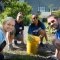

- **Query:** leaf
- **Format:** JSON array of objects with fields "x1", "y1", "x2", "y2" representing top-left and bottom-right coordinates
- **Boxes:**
[{"x1": 28, "y1": 34, "x2": 34, "y2": 41}]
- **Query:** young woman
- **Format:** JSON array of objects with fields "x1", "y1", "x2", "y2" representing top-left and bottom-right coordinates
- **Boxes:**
[
  {"x1": 8, "y1": 12, "x2": 24, "y2": 50},
  {"x1": 28, "y1": 14, "x2": 48, "y2": 47},
  {"x1": 0, "y1": 17, "x2": 15, "y2": 60}
]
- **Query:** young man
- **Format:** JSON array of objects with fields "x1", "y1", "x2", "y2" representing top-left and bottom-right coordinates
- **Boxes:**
[
  {"x1": 8, "y1": 12, "x2": 24, "y2": 49},
  {"x1": 47, "y1": 14, "x2": 60, "y2": 60},
  {"x1": 28, "y1": 14, "x2": 48, "y2": 47}
]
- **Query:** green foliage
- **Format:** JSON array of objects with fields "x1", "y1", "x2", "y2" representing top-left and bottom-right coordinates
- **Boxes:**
[
  {"x1": 24, "y1": 14, "x2": 32, "y2": 26},
  {"x1": 28, "y1": 34, "x2": 34, "y2": 41},
  {"x1": 0, "y1": 0, "x2": 32, "y2": 25},
  {"x1": 52, "y1": 10, "x2": 60, "y2": 18},
  {"x1": 44, "y1": 22, "x2": 55, "y2": 34}
]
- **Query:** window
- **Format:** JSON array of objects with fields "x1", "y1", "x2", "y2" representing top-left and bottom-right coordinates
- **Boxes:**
[
  {"x1": 40, "y1": 7, "x2": 45, "y2": 12},
  {"x1": 52, "y1": 7, "x2": 57, "y2": 11}
]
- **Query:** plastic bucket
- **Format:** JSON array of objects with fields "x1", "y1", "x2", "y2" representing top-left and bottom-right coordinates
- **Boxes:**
[{"x1": 27, "y1": 35, "x2": 40, "y2": 54}]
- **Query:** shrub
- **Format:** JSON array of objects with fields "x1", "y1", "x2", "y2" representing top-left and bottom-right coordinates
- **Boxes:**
[{"x1": 0, "y1": 0, "x2": 32, "y2": 26}]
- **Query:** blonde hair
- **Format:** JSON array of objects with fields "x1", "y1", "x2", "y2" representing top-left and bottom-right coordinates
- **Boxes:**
[{"x1": 2, "y1": 17, "x2": 15, "y2": 25}]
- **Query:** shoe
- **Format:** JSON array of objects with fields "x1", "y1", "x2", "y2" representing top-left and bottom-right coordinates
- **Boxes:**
[
  {"x1": 9, "y1": 44, "x2": 19, "y2": 50},
  {"x1": 9, "y1": 44, "x2": 14, "y2": 50},
  {"x1": 51, "y1": 55, "x2": 57, "y2": 60},
  {"x1": 47, "y1": 55, "x2": 57, "y2": 60},
  {"x1": 39, "y1": 43, "x2": 44, "y2": 47},
  {"x1": 14, "y1": 40, "x2": 17, "y2": 45},
  {"x1": 13, "y1": 44, "x2": 19, "y2": 49}
]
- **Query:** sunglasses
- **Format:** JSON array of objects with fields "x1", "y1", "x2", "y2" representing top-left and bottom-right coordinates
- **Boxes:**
[
  {"x1": 48, "y1": 20, "x2": 55, "y2": 25},
  {"x1": 32, "y1": 17, "x2": 37, "y2": 19}
]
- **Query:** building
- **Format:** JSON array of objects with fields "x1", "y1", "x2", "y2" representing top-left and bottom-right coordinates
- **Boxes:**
[
  {"x1": 1, "y1": 0, "x2": 60, "y2": 14},
  {"x1": 24, "y1": 0, "x2": 60, "y2": 14}
]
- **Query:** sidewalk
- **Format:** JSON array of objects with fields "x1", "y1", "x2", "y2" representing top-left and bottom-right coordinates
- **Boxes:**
[{"x1": 24, "y1": 26, "x2": 28, "y2": 44}]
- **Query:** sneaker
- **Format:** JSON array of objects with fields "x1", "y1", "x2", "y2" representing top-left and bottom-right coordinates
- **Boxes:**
[
  {"x1": 51, "y1": 55, "x2": 57, "y2": 60},
  {"x1": 13, "y1": 44, "x2": 19, "y2": 49},
  {"x1": 39, "y1": 43, "x2": 44, "y2": 47},
  {"x1": 9, "y1": 44, "x2": 19, "y2": 50},
  {"x1": 47, "y1": 55, "x2": 57, "y2": 60},
  {"x1": 9, "y1": 44, "x2": 14, "y2": 50}
]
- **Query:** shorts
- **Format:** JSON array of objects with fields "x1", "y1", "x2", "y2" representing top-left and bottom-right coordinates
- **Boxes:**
[
  {"x1": 10, "y1": 29, "x2": 23, "y2": 41},
  {"x1": 0, "y1": 41, "x2": 6, "y2": 52},
  {"x1": 15, "y1": 33, "x2": 23, "y2": 41}
]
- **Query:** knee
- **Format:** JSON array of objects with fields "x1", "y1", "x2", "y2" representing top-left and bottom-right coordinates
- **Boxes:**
[{"x1": 39, "y1": 30, "x2": 46, "y2": 36}]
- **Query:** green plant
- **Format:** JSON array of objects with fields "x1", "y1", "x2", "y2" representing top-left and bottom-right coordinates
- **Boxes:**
[{"x1": 28, "y1": 34, "x2": 34, "y2": 41}]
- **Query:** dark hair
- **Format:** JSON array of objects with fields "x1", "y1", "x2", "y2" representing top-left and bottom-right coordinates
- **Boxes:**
[
  {"x1": 33, "y1": 14, "x2": 38, "y2": 18},
  {"x1": 47, "y1": 14, "x2": 58, "y2": 20},
  {"x1": 17, "y1": 12, "x2": 24, "y2": 16}
]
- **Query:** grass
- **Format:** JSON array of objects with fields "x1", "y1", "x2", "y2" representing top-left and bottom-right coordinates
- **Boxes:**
[
  {"x1": 4, "y1": 52, "x2": 49, "y2": 60},
  {"x1": 4, "y1": 37, "x2": 55, "y2": 60},
  {"x1": 3, "y1": 23, "x2": 55, "y2": 60}
]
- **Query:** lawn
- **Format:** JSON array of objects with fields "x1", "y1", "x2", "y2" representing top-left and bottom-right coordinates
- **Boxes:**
[
  {"x1": 3, "y1": 24, "x2": 56, "y2": 60},
  {"x1": 4, "y1": 33, "x2": 55, "y2": 60}
]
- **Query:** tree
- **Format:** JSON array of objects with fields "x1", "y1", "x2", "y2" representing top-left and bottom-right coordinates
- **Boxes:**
[
  {"x1": 0, "y1": 0, "x2": 32, "y2": 25},
  {"x1": 48, "y1": 4, "x2": 54, "y2": 12}
]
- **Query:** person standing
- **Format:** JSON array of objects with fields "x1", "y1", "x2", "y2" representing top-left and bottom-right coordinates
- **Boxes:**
[
  {"x1": 47, "y1": 14, "x2": 60, "y2": 60},
  {"x1": 9, "y1": 12, "x2": 24, "y2": 49},
  {"x1": 28, "y1": 14, "x2": 48, "y2": 47},
  {"x1": 0, "y1": 17, "x2": 15, "y2": 60}
]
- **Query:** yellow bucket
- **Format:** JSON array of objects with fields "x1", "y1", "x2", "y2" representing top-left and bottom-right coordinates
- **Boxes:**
[{"x1": 27, "y1": 35, "x2": 40, "y2": 54}]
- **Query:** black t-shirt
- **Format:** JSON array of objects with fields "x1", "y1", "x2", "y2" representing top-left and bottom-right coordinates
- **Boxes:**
[{"x1": 15, "y1": 20, "x2": 24, "y2": 36}]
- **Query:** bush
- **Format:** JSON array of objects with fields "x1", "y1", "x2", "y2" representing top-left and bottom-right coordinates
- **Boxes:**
[
  {"x1": 42, "y1": 18, "x2": 47, "y2": 22},
  {"x1": 0, "y1": 0, "x2": 32, "y2": 26},
  {"x1": 52, "y1": 10, "x2": 60, "y2": 18},
  {"x1": 24, "y1": 14, "x2": 32, "y2": 26}
]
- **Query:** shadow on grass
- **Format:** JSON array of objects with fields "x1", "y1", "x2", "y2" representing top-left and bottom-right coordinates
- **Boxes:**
[
  {"x1": 4, "y1": 43, "x2": 55, "y2": 60},
  {"x1": 4, "y1": 52, "x2": 47, "y2": 60}
]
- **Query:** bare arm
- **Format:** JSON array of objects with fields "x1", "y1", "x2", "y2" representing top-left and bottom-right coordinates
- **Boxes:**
[
  {"x1": 55, "y1": 49, "x2": 59, "y2": 57},
  {"x1": 52, "y1": 36, "x2": 60, "y2": 50}
]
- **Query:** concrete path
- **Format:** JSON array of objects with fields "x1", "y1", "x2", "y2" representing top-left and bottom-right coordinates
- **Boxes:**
[{"x1": 24, "y1": 26, "x2": 28, "y2": 44}]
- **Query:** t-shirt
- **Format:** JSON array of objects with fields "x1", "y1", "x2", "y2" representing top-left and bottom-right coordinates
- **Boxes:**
[
  {"x1": 15, "y1": 20, "x2": 24, "y2": 36},
  {"x1": 0, "y1": 29, "x2": 5, "y2": 44},
  {"x1": 56, "y1": 30, "x2": 60, "y2": 40},
  {"x1": 28, "y1": 20, "x2": 46, "y2": 35}
]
